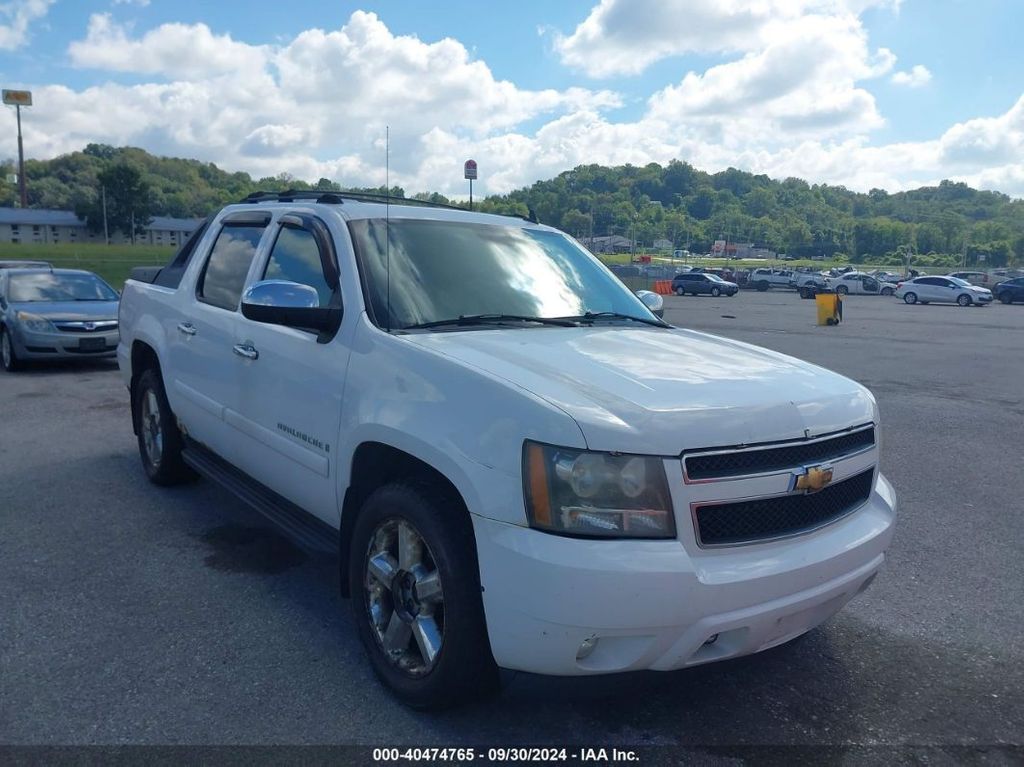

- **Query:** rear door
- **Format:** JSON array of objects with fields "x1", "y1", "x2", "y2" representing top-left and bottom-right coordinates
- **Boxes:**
[{"x1": 228, "y1": 212, "x2": 351, "y2": 523}]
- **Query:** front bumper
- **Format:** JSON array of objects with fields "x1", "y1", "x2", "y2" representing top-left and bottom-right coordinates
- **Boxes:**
[
  {"x1": 474, "y1": 473, "x2": 896, "y2": 676},
  {"x1": 11, "y1": 325, "x2": 119, "y2": 359}
]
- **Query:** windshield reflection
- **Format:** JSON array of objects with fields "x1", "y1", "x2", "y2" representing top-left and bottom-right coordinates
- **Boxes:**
[{"x1": 350, "y1": 219, "x2": 652, "y2": 330}]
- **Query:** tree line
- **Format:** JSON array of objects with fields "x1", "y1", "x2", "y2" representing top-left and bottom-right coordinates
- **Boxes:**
[{"x1": 1, "y1": 145, "x2": 1021, "y2": 266}]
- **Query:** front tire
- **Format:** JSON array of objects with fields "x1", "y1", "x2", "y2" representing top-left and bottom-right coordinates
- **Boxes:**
[
  {"x1": 1, "y1": 326, "x2": 22, "y2": 372},
  {"x1": 133, "y1": 367, "x2": 192, "y2": 485},
  {"x1": 756, "y1": 281, "x2": 770, "y2": 292},
  {"x1": 1000, "y1": 294, "x2": 1013, "y2": 304},
  {"x1": 675, "y1": 286, "x2": 685, "y2": 296},
  {"x1": 957, "y1": 294, "x2": 972, "y2": 307},
  {"x1": 903, "y1": 292, "x2": 918, "y2": 305},
  {"x1": 349, "y1": 481, "x2": 498, "y2": 709},
  {"x1": 710, "y1": 287, "x2": 721, "y2": 297},
  {"x1": 836, "y1": 285, "x2": 849, "y2": 295}
]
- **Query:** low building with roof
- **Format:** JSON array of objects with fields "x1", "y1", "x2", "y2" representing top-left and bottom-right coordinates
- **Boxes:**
[{"x1": 0, "y1": 208, "x2": 205, "y2": 248}]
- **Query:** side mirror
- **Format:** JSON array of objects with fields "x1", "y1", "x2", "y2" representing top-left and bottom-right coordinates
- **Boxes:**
[
  {"x1": 635, "y1": 289, "x2": 664, "y2": 318},
  {"x1": 241, "y1": 280, "x2": 341, "y2": 335}
]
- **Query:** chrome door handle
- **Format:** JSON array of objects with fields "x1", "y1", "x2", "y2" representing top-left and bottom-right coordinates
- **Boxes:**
[
  {"x1": 232, "y1": 343, "x2": 259, "y2": 360},
  {"x1": 177, "y1": 322, "x2": 197, "y2": 336}
]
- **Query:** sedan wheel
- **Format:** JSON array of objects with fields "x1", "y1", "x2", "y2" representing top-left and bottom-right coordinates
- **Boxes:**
[
  {"x1": 957, "y1": 294, "x2": 972, "y2": 307},
  {"x1": 881, "y1": 287, "x2": 894, "y2": 296},
  {"x1": 1000, "y1": 294, "x2": 1013, "y2": 304},
  {"x1": 903, "y1": 292, "x2": 918, "y2": 305},
  {"x1": 710, "y1": 287, "x2": 721, "y2": 297},
  {"x1": 0, "y1": 327, "x2": 21, "y2": 372},
  {"x1": 836, "y1": 285, "x2": 849, "y2": 295},
  {"x1": 675, "y1": 287, "x2": 685, "y2": 296}
]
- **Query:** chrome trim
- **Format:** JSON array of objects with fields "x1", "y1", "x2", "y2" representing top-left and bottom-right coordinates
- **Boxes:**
[
  {"x1": 681, "y1": 424, "x2": 876, "y2": 485},
  {"x1": 53, "y1": 320, "x2": 118, "y2": 333},
  {"x1": 689, "y1": 471, "x2": 875, "y2": 549}
]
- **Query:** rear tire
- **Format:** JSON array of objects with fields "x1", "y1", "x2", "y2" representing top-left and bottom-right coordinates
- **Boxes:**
[
  {"x1": 903, "y1": 292, "x2": 917, "y2": 305},
  {"x1": 836, "y1": 285, "x2": 849, "y2": 295},
  {"x1": 133, "y1": 367, "x2": 193, "y2": 486},
  {"x1": 1000, "y1": 294, "x2": 1013, "y2": 304},
  {"x1": 756, "y1": 281, "x2": 769, "y2": 292},
  {"x1": 349, "y1": 481, "x2": 498, "y2": 709},
  {"x1": 1, "y1": 326, "x2": 22, "y2": 372},
  {"x1": 675, "y1": 287, "x2": 685, "y2": 296},
  {"x1": 881, "y1": 287, "x2": 894, "y2": 296}
]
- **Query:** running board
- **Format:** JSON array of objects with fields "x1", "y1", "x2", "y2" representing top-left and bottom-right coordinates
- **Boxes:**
[{"x1": 182, "y1": 439, "x2": 338, "y2": 554}]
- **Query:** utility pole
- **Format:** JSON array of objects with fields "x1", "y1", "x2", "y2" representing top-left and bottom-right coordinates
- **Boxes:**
[{"x1": 101, "y1": 185, "x2": 109, "y2": 245}]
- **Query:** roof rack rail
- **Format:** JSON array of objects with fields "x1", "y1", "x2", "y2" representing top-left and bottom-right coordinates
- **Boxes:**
[{"x1": 238, "y1": 189, "x2": 465, "y2": 211}]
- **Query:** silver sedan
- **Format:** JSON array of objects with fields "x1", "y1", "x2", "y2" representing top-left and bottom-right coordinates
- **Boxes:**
[{"x1": 0, "y1": 268, "x2": 120, "y2": 372}]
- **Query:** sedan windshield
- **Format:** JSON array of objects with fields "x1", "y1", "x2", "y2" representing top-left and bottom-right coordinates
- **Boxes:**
[
  {"x1": 948, "y1": 277, "x2": 972, "y2": 287},
  {"x1": 705, "y1": 273, "x2": 726, "y2": 282},
  {"x1": 9, "y1": 272, "x2": 118, "y2": 302},
  {"x1": 349, "y1": 219, "x2": 658, "y2": 330}
]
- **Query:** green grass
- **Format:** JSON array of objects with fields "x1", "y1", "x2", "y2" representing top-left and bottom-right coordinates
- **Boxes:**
[{"x1": 0, "y1": 243, "x2": 175, "y2": 288}]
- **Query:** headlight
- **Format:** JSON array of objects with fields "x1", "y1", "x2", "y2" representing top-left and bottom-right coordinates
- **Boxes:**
[
  {"x1": 523, "y1": 441, "x2": 675, "y2": 539},
  {"x1": 15, "y1": 311, "x2": 55, "y2": 333}
]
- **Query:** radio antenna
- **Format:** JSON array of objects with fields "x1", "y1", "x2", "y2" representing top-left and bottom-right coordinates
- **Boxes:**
[{"x1": 382, "y1": 124, "x2": 385, "y2": 329}]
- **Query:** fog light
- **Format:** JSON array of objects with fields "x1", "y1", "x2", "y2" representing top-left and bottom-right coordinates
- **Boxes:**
[
  {"x1": 702, "y1": 633, "x2": 719, "y2": 646},
  {"x1": 576, "y1": 636, "x2": 599, "y2": 660}
]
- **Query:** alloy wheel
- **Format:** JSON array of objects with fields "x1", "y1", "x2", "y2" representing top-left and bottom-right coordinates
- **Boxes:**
[
  {"x1": 140, "y1": 388, "x2": 163, "y2": 467},
  {"x1": 364, "y1": 518, "x2": 445, "y2": 677}
]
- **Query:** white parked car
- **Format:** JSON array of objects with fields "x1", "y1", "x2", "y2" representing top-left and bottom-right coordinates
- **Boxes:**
[
  {"x1": 896, "y1": 276, "x2": 993, "y2": 306},
  {"x1": 833, "y1": 272, "x2": 898, "y2": 296},
  {"x1": 749, "y1": 268, "x2": 796, "y2": 290},
  {"x1": 118, "y1": 191, "x2": 896, "y2": 708}
]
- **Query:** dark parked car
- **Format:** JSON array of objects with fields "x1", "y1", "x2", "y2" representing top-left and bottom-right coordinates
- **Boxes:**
[
  {"x1": 671, "y1": 272, "x2": 738, "y2": 297},
  {"x1": 993, "y1": 277, "x2": 1024, "y2": 304}
]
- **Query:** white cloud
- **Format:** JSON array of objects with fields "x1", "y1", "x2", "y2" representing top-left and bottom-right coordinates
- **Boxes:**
[
  {"x1": 112, "y1": 0, "x2": 150, "y2": 6},
  {"x1": 891, "y1": 64, "x2": 932, "y2": 88},
  {"x1": 553, "y1": 0, "x2": 900, "y2": 78},
  {"x1": 0, "y1": 0, "x2": 53, "y2": 51},
  {"x1": 68, "y1": 13, "x2": 269, "y2": 78}
]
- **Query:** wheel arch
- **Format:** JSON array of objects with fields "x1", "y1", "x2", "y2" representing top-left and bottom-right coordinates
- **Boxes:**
[{"x1": 338, "y1": 441, "x2": 474, "y2": 598}]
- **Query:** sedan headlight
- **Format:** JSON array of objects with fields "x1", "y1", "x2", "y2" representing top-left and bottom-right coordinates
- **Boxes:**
[
  {"x1": 523, "y1": 441, "x2": 675, "y2": 539},
  {"x1": 15, "y1": 311, "x2": 55, "y2": 333}
]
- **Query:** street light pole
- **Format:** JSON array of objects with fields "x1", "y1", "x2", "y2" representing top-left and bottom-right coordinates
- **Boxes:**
[{"x1": 15, "y1": 104, "x2": 26, "y2": 208}]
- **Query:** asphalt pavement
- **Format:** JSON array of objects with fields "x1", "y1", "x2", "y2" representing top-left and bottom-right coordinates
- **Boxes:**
[{"x1": 1, "y1": 291, "x2": 1022, "y2": 751}]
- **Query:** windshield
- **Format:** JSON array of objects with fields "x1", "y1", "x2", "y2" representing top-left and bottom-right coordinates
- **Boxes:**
[
  {"x1": 349, "y1": 219, "x2": 657, "y2": 330},
  {"x1": 948, "y1": 277, "x2": 972, "y2": 287},
  {"x1": 705, "y1": 273, "x2": 726, "y2": 282},
  {"x1": 8, "y1": 272, "x2": 119, "y2": 302}
]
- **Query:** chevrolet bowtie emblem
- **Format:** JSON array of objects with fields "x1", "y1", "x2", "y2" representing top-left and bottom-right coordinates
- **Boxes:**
[{"x1": 794, "y1": 465, "x2": 834, "y2": 493}]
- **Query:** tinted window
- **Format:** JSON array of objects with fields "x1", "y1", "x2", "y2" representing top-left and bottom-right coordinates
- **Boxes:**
[
  {"x1": 8, "y1": 272, "x2": 118, "y2": 302},
  {"x1": 263, "y1": 226, "x2": 332, "y2": 307},
  {"x1": 917, "y1": 277, "x2": 942, "y2": 286},
  {"x1": 198, "y1": 225, "x2": 266, "y2": 311}
]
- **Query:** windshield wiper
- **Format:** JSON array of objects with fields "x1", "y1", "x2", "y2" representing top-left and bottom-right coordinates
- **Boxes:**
[
  {"x1": 556, "y1": 311, "x2": 668, "y2": 328},
  {"x1": 402, "y1": 314, "x2": 580, "y2": 330}
]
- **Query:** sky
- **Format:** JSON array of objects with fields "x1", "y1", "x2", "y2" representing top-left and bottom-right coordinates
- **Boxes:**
[{"x1": 1, "y1": 0, "x2": 1023, "y2": 198}]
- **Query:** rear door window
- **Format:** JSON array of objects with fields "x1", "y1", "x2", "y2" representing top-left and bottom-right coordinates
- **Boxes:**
[{"x1": 197, "y1": 224, "x2": 268, "y2": 311}]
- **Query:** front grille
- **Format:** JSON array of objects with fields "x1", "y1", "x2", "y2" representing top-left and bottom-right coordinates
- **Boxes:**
[
  {"x1": 694, "y1": 468, "x2": 874, "y2": 546},
  {"x1": 685, "y1": 427, "x2": 874, "y2": 481},
  {"x1": 54, "y1": 322, "x2": 117, "y2": 333}
]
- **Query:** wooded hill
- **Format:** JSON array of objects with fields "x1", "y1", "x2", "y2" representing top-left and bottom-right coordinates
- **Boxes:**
[{"x1": 3, "y1": 145, "x2": 1022, "y2": 266}]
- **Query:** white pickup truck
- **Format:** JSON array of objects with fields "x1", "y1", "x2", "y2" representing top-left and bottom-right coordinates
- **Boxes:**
[{"x1": 118, "y1": 192, "x2": 896, "y2": 708}]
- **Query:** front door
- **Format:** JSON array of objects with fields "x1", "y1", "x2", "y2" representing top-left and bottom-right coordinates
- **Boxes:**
[{"x1": 229, "y1": 214, "x2": 351, "y2": 524}]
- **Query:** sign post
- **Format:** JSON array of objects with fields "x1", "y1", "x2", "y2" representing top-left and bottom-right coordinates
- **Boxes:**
[
  {"x1": 3, "y1": 89, "x2": 32, "y2": 208},
  {"x1": 464, "y1": 159, "x2": 477, "y2": 211}
]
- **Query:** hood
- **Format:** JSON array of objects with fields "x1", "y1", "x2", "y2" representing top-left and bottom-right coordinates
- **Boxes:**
[
  {"x1": 10, "y1": 300, "x2": 119, "y2": 321},
  {"x1": 404, "y1": 327, "x2": 876, "y2": 455}
]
